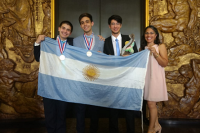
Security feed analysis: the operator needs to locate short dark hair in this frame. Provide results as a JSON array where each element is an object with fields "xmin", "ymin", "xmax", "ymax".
[
  {"xmin": 108, "ymin": 15, "xmax": 122, "ymax": 25},
  {"xmin": 140, "ymin": 25, "xmax": 160, "ymax": 50},
  {"xmin": 59, "ymin": 20, "xmax": 73, "ymax": 33},
  {"xmin": 79, "ymin": 13, "xmax": 93, "ymax": 24}
]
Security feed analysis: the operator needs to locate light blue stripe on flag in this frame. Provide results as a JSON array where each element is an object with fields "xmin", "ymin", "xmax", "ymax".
[{"xmin": 38, "ymin": 37, "xmax": 150, "ymax": 111}]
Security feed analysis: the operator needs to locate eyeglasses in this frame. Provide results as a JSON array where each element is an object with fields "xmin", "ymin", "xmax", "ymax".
[
  {"xmin": 145, "ymin": 32, "xmax": 155, "ymax": 35},
  {"xmin": 111, "ymin": 23, "xmax": 121, "ymax": 26}
]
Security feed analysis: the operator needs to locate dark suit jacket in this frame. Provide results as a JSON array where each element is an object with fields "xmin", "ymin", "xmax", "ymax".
[
  {"xmin": 34, "ymin": 37, "xmax": 73, "ymax": 62},
  {"xmin": 103, "ymin": 34, "xmax": 138, "ymax": 55}
]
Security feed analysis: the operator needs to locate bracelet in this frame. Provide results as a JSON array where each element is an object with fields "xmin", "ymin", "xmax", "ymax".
[{"xmin": 154, "ymin": 53, "xmax": 159, "ymax": 58}]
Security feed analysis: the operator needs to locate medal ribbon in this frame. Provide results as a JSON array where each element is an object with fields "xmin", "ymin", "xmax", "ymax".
[
  {"xmin": 57, "ymin": 35, "xmax": 67, "ymax": 54},
  {"xmin": 83, "ymin": 33, "xmax": 94, "ymax": 50}
]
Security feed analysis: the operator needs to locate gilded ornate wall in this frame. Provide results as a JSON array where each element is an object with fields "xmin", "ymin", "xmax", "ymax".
[
  {"xmin": 149, "ymin": 0, "xmax": 200, "ymax": 119},
  {"xmin": 1, "ymin": 0, "xmax": 200, "ymax": 120},
  {"xmin": 0, "ymin": 0, "xmax": 51, "ymax": 119}
]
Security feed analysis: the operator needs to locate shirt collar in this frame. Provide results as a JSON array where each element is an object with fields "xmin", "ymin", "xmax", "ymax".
[
  {"xmin": 111, "ymin": 33, "xmax": 121, "ymax": 42},
  {"xmin": 84, "ymin": 33, "xmax": 94, "ymax": 38},
  {"xmin": 57, "ymin": 35, "xmax": 67, "ymax": 42}
]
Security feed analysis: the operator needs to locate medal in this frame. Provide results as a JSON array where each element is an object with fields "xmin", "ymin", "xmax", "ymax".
[
  {"xmin": 83, "ymin": 33, "xmax": 94, "ymax": 50},
  {"xmin": 59, "ymin": 55, "xmax": 65, "ymax": 60},
  {"xmin": 57, "ymin": 35, "xmax": 67, "ymax": 60},
  {"xmin": 86, "ymin": 51, "xmax": 92, "ymax": 57}
]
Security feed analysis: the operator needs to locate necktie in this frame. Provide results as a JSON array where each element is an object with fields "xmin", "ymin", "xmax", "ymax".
[{"xmin": 115, "ymin": 38, "xmax": 120, "ymax": 56}]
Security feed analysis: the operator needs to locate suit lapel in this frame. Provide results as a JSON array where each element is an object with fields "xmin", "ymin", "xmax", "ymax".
[
  {"xmin": 108, "ymin": 36, "xmax": 114, "ymax": 55},
  {"xmin": 121, "ymin": 34, "xmax": 126, "ymax": 48}
]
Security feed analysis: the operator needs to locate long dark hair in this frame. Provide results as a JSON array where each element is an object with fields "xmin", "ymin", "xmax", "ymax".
[{"xmin": 140, "ymin": 25, "xmax": 160, "ymax": 50}]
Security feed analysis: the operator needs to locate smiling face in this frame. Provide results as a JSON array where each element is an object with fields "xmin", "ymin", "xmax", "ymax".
[
  {"xmin": 58, "ymin": 23, "xmax": 72, "ymax": 41},
  {"xmin": 109, "ymin": 19, "xmax": 122, "ymax": 36},
  {"xmin": 80, "ymin": 17, "xmax": 94, "ymax": 35},
  {"xmin": 144, "ymin": 28, "xmax": 157, "ymax": 44}
]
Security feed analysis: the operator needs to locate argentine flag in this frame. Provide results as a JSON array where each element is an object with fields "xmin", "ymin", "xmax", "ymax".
[{"xmin": 38, "ymin": 37, "xmax": 150, "ymax": 111}]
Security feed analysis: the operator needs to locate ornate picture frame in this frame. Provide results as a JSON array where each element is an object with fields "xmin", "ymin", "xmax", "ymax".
[
  {"xmin": 145, "ymin": 0, "xmax": 149, "ymax": 27},
  {"xmin": 51, "ymin": 0, "xmax": 55, "ymax": 38}
]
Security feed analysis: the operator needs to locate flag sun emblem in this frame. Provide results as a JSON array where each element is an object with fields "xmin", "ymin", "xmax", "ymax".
[{"xmin": 82, "ymin": 65, "xmax": 100, "ymax": 81}]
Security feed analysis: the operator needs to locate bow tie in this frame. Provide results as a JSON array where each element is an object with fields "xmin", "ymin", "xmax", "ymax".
[
  {"xmin": 85, "ymin": 35, "xmax": 93, "ymax": 38},
  {"xmin": 61, "ymin": 41, "xmax": 66, "ymax": 44}
]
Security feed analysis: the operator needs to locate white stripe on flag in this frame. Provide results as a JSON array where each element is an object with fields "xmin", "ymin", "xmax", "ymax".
[{"xmin": 39, "ymin": 51, "xmax": 146, "ymax": 90}]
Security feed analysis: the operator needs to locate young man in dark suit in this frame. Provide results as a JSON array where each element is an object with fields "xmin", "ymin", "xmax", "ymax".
[
  {"xmin": 103, "ymin": 15, "xmax": 138, "ymax": 133},
  {"xmin": 34, "ymin": 20, "xmax": 73, "ymax": 133}
]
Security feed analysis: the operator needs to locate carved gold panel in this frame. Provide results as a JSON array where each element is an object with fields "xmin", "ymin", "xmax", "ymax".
[
  {"xmin": 153, "ymin": 0, "xmax": 168, "ymax": 16},
  {"xmin": 2, "ymin": 0, "xmax": 199, "ymax": 120},
  {"xmin": 198, "ymin": 8, "xmax": 200, "ymax": 17},
  {"xmin": 146, "ymin": 0, "xmax": 200, "ymax": 119},
  {"xmin": 0, "ymin": 0, "xmax": 52, "ymax": 119}
]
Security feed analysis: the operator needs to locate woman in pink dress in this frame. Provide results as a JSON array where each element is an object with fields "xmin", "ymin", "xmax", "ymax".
[{"xmin": 140, "ymin": 25, "xmax": 168, "ymax": 133}]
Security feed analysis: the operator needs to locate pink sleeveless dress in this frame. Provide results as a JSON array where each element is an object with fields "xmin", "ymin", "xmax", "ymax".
[{"xmin": 144, "ymin": 45, "xmax": 168, "ymax": 101}]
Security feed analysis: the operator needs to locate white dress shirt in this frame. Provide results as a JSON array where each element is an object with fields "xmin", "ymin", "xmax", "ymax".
[
  {"xmin": 34, "ymin": 42, "xmax": 40, "ymax": 46},
  {"xmin": 111, "ymin": 33, "xmax": 122, "ymax": 56}
]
